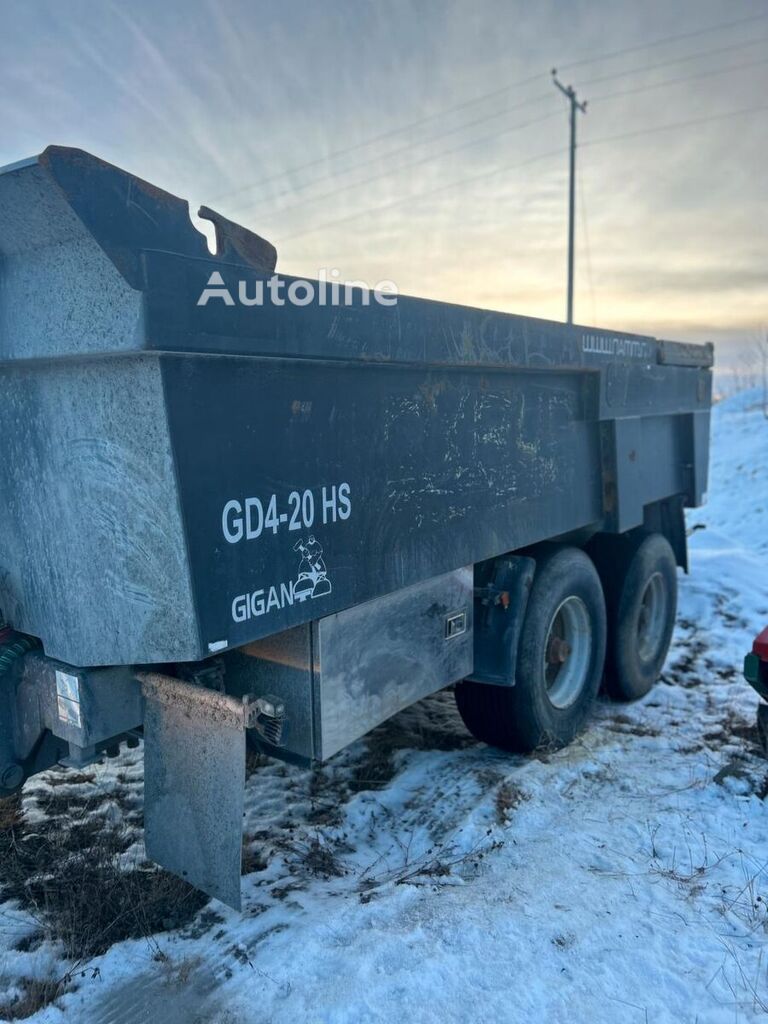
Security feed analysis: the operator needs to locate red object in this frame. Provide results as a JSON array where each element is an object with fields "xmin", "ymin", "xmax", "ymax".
[{"xmin": 754, "ymin": 626, "xmax": 768, "ymax": 662}]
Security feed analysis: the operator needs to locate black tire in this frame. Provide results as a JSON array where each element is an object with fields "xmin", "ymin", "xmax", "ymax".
[
  {"xmin": 602, "ymin": 533, "xmax": 677, "ymax": 701},
  {"xmin": 455, "ymin": 546, "xmax": 607, "ymax": 753}
]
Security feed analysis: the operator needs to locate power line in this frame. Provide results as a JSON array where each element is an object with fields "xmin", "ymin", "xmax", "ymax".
[
  {"xmin": 592, "ymin": 54, "xmax": 768, "ymax": 104},
  {"xmin": 277, "ymin": 148, "xmax": 565, "ymax": 244},
  {"xmin": 253, "ymin": 55, "xmax": 768, "ymax": 236},
  {"xmin": 561, "ymin": 12, "xmax": 766, "ymax": 72},
  {"xmin": 209, "ymin": 11, "xmax": 767, "ymax": 204},
  {"xmin": 231, "ymin": 93, "xmax": 558, "ymax": 217},
  {"xmin": 578, "ymin": 34, "xmax": 768, "ymax": 89},
  {"xmin": 209, "ymin": 72, "xmax": 544, "ymax": 203},
  {"xmin": 208, "ymin": 81, "xmax": 539, "ymax": 205},
  {"xmin": 277, "ymin": 102, "xmax": 768, "ymax": 246},
  {"xmin": 227, "ymin": 34, "xmax": 767, "ymax": 220},
  {"xmin": 243, "ymin": 109, "xmax": 562, "ymax": 223},
  {"xmin": 582, "ymin": 101, "xmax": 768, "ymax": 151},
  {"xmin": 231, "ymin": 47, "xmax": 768, "ymax": 227}
]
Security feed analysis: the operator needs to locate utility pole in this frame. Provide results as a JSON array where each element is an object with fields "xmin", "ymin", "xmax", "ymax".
[{"xmin": 552, "ymin": 69, "xmax": 587, "ymax": 325}]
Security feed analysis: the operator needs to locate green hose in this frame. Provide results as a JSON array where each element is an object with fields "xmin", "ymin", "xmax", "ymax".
[
  {"xmin": 0, "ymin": 612, "xmax": 40, "ymax": 677},
  {"xmin": 0, "ymin": 635, "xmax": 40, "ymax": 677}
]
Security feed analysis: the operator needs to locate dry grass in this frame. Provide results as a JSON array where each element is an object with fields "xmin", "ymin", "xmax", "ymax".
[
  {"xmin": 495, "ymin": 781, "xmax": 529, "ymax": 823},
  {"xmin": 241, "ymin": 839, "xmax": 269, "ymax": 876},
  {"xmin": 0, "ymin": 977, "xmax": 68, "ymax": 1020},
  {"xmin": 277, "ymin": 835, "xmax": 347, "ymax": 879},
  {"xmin": 0, "ymin": 788, "xmax": 208, "ymax": 964}
]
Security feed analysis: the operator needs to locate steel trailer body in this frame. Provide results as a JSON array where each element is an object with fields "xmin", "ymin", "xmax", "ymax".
[
  {"xmin": 0, "ymin": 147, "xmax": 713, "ymax": 906},
  {"xmin": 0, "ymin": 147, "xmax": 711, "ymax": 667}
]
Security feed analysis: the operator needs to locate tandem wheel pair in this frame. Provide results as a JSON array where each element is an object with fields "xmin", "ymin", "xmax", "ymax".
[{"xmin": 455, "ymin": 532, "xmax": 677, "ymax": 752}]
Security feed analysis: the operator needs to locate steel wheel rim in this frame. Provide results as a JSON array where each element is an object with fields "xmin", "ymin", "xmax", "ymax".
[
  {"xmin": 543, "ymin": 596, "xmax": 593, "ymax": 709},
  {"xmin": 636, "ymin": 572, "xmax": 668, "ymax": 663}
]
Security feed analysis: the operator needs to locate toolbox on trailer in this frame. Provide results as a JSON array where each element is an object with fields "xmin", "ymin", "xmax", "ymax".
[{"xmin": 0, "ymin": 147, "xmax": 713, "ymax": 906}]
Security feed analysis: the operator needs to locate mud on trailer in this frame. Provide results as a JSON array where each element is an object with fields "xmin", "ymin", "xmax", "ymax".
[{"xmin": 0, "ymin": 147, "xmax": 712, "ymax": 908}]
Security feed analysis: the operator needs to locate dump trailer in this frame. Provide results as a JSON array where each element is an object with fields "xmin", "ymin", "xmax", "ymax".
[{"xmin": 0, "ymin": 147, "xmax": 712, "ymax": 907}]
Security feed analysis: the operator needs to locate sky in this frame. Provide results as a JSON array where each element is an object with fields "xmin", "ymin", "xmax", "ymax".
[{"xmin": 1, "ymin": 0, "xmax": 766, "ymax": 373}]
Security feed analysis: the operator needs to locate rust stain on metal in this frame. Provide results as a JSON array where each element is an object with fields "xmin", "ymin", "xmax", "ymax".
[
  {"xmin": 418, "ymin": 378, "xmax": 447, "ymax": 409},
  {"xmin": 198, "ymin": 205, "xmax": 277, "ymax": 271}
]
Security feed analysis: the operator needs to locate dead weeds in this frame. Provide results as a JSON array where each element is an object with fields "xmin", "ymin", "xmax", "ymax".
[
  {"xmin": 0, "ymin": 786, "xmax": 208, "ymax": 963},
  {"xmin": 0, "ymin": 976, "xmax": 69, "ymax": 1021},
  {"xmin": 495, "ymin": 781, "xmax": 529, "ymax": 824}
]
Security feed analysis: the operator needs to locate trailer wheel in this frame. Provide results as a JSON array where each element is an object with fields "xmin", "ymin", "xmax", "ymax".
[
  {"xmin": 604, "ymin": 533, "xmax": 677, "ymax": 701},
  {"xmin": 455, "ymin": 546, "xmax": 606, "ymax": 753}
]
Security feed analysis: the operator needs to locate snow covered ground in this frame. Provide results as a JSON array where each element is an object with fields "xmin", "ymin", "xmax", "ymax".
[{"xmin": 2, "ymin": 388, "xmax": 768, "ymax": 1024}]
